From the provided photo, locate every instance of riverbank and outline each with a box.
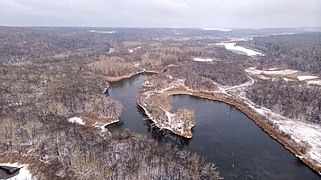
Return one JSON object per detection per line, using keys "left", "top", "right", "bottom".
{"left": 164, "top": 88, "right": 321, "bottom": 175}
{"left": 105, "top": 70, "right": 158, "bottom": 83}
{"left": 133, "top": 74, "right": 321, "bottom": 175}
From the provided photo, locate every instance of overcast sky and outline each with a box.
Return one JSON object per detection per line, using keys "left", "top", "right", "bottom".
{"left": 1, "top": 0, "right": 320, "bottom": 28}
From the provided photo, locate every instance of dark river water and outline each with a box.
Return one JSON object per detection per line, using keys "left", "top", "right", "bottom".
{"left": 107, "top": 74, "right": 320, "bottom": 180}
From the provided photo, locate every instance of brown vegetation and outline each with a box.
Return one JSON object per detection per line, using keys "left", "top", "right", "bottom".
{"left": 0, "top": 26, "right": 223, "bottom": 179}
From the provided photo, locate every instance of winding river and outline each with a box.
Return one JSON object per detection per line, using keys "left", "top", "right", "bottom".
{"left": 107, "top": 74, "right": 320, "bottom": 180}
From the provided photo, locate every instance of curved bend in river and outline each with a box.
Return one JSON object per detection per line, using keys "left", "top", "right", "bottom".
{"left": 106, "top": 74, "right": 320, "bottom": 180}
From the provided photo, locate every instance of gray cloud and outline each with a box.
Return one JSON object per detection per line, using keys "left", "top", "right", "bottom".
{"left": 150, "top": 0, "right": 189, "bottom": 15}
{"left": 0, "top": 0, "right": 320, "bottom": 28}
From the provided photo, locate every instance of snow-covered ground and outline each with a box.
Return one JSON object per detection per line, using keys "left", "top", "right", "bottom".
{"left": 0, "top": 163, "right": 34, "bottom": 180}
{"left": 297, "top": 75, "right": 318, "bottom": 81}
{"left": 193, "top": 58, "right": 213, "bottom": 62}
{"left": 68, "top": 117, "right": 85, "bottom": 125}
{"left": 202, "top": 27, "right": 232, "bottom": 32}
{"left": 140, "top": 74, "right": 321, "bottom": 168}
{"left": 93, "top": 117, "right": 119, "bottom": 133}
{"left": 93, "top": 122, "right": 108, "bottom": 132}
{"left": 107, "top": 48, "right": 114, "bottom": 54}
{"left": 245, "top": 101, "right": 321, "bottom": 167}
{"left": 276, "top": 120, "right": 321, "bottom": 163}
{"left": 230, "top": 81, "right": 321, "bottom": 167}
{"left": 245, "top": 67, "right": 298, "bottom": 75}
{"left": 271, "top": 33, "right": 295, "bottom": 36}
{"left": 246, "top": 67, "right": 321, "bottom": 87}
{"left": 128, "top": 47, "right": 141, "bottom": 53}
{"left": 88, "top": 30, "right": 115, "bottom": 34}
{"left": 308, "top": 80, "right": 321, "bottom": 86}
{"left": 216, "top": 43, "right": 263, "bottom": 56}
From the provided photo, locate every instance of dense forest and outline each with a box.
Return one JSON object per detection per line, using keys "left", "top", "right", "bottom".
{"left": 246, "top": 79, "right": 321, "bottom": 124}
{"left": 239, "top": 33, "right": 321, "bottom": 124}
{"left": 0, "top": 26, "right": 223, "bottom": 179}
{"left": 241, "top": 32, "right": 321, "bottom": 75}
{"left": 1, "top": 26, "right": 321, "bottom": 179}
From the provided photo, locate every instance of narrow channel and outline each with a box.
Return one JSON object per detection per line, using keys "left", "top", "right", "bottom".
{"left": 107, "top": 74, "right": 320, "bottom": 180}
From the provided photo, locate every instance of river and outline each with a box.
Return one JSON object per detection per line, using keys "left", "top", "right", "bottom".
{"left": 107, "top": 74, "right": 320, "bottom": 180}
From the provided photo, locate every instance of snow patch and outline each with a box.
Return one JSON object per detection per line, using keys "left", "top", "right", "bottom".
{"left": 271, "top": 33, "right": 295, "bottom": 36}
{"left": 193, "top": 58, "right": 212, "bottom": 62}
{"left": 297, "top": 75, "right": 318, "bottom": 81}
{"left": 0, "top": 163, "right": 34, "bottom": 180}
{"left": 246, "top": 67, "right": 298, "bottom": 75}
{"left": 128, "top": 47, "right": 141, "bottom": 53}
{"left": 203, "top": 27, "right": 232, "bottom": 32}
{"left": 88, "top": 30, "right": 115, "bottom": 34}
{"left": 164, "top": 110, "right": 175, "bottom": 123}
{"left": 307, "top": 80, "right": 321, "bottom": 86}
{"left": 107, "top": 48, "right": 114, "bottom": 54}
{"left": 216, "top": 43, "right": 263, "bottom": 56}
{"left": 68, "top": 117, "right": 85, "bottom": 125}
{"left": 93, "top": 122, "right": 108, "bottom": 132}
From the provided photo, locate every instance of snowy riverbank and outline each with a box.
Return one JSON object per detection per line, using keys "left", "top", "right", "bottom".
{"left": 136, "top": 74, "right": 321, "bottom": 174}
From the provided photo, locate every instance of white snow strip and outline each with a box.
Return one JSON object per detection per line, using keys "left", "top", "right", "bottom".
{"left": 242, "top": 96, "right": 321, "bottom": 166}
{"left": 0, "top": 163, "right": 34, "bottom": 180}
{"left": 283, "top": 78, "right": 294, "bottom": 82}
{"left": 268, "top": 68, "right": 279, "bottom": 71}
{"left": 263, "top": 69, "right": 298, "bottom": 75}
{"left": 216, "top": 43, "right": 263, "bottom": 56}
{"left": 128, "top": 49, "right": 134, "bottom": 53}
{"left": 203, "top": 27, "right": 232, "bottom": 32}
{"left": 193, "top": 58, "right": 213, "bottom": 62}
{"left": 308, "top": 80, "right": 321, "bottom": 86}
{"left": 88, "top": 30, "right": 115, "bottom": 34}
{"left": 271, "top": 33, "right": 295, "bottom": 36}
{"left": 68, "top": 117, "right": 85, "bottom": 125}
{"left": 246, "top": 67, "right": 298, "bottom": 75}
{"left": 297, "top": 75, "right": 318, "bottom": 81}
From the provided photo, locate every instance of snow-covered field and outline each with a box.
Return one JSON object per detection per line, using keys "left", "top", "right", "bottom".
{"left": 202, "top": 27, "right": 232, "bottom": 31}
{"left": 297, "top": 75, "right": 318, "bottom": 81}
{"left": 88, "top": 30, "right": 115, "bottom": 34}
{"left": 68, "top": 117, "right": 85, "bottom": 125}
{"left": 0, "top": 163, "right": 34, "bottom": 180}
{"left": 245, "top": 67, "right": 298, "bottom": 75}
{"left": 246, "top": 67, "right": 321, "bottom": 87}
{"left": 216, "top": 43, "right": 263, "bottom": 56}
{"left": 193, "top": 58, "right": 213, "bottom": 62}
{"left": 276, "top": 120, "right": 321, "bottom": 163}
